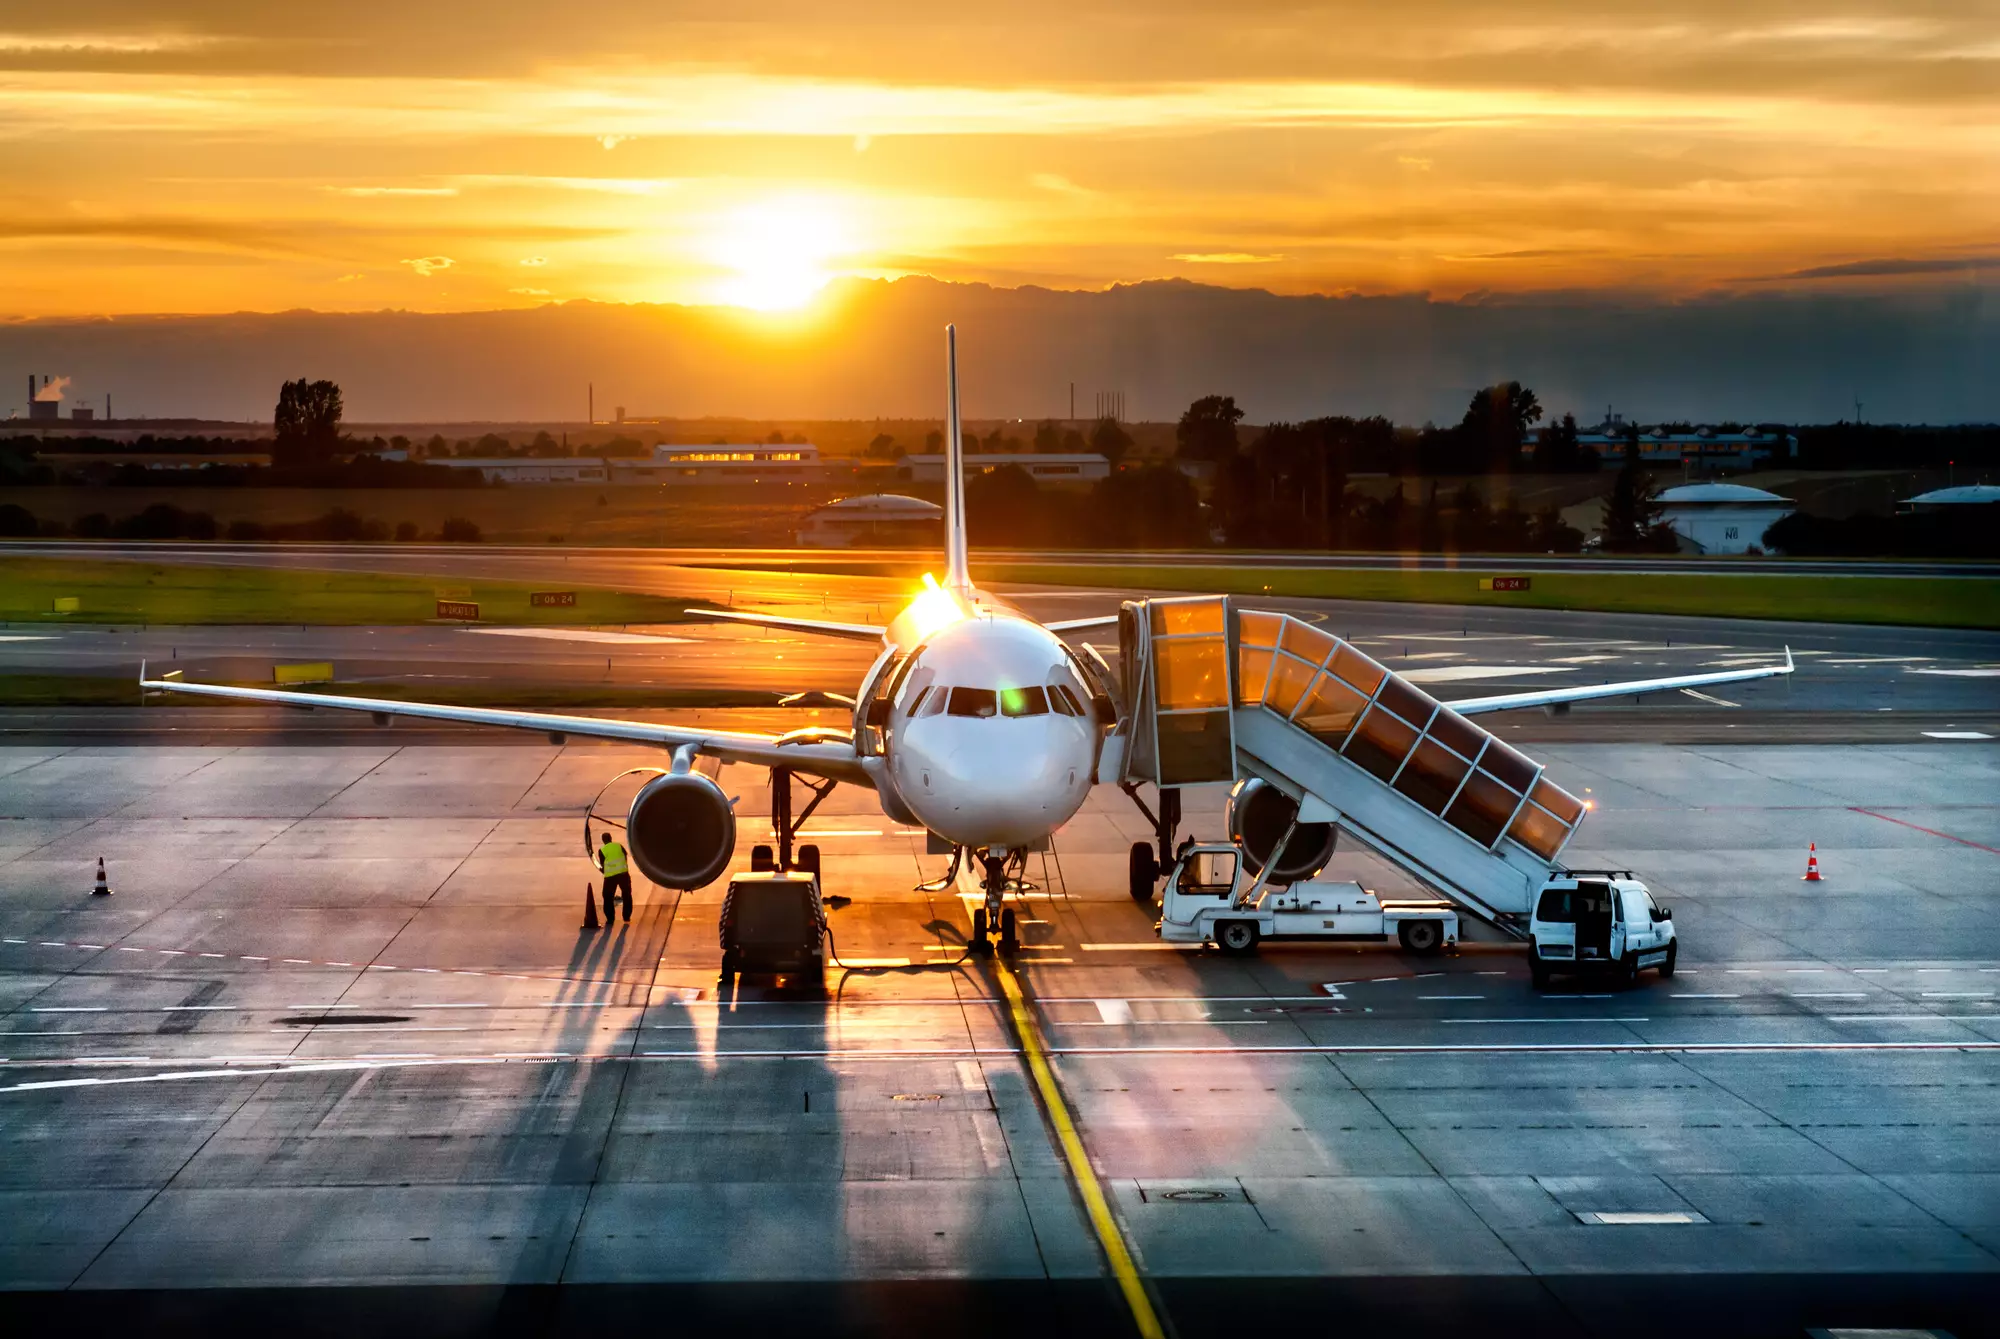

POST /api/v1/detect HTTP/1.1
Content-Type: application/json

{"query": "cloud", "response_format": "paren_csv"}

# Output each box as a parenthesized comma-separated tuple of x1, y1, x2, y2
(326, 185, 459, 197)
(453, 175, 675, 196)
(400, 256, 453, 276)
(1397, 155, 1434, 171)
(509, 287, 551, 296)
(334, 273, 364, 282)
(1173, 253, 1283, 264)
(1769, 255, 2000, 280)
(519, 256, 547, 267)
(1031, 173, 1092, 196)
(597, 135, 632, 149)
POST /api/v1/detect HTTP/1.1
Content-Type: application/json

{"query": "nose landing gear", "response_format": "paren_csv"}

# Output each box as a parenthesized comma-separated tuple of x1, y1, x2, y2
(969, 851, 1021, 956)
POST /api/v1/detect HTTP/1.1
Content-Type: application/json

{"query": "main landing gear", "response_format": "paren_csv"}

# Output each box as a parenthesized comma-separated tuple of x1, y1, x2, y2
(1121, 783, 1182, 904)
(751, 766, 837, 888)
(968, 850, 1022, 957)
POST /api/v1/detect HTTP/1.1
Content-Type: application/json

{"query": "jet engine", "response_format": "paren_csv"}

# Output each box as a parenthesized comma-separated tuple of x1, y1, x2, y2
(625, 771, 736, 891)
(1225, 778, 1337, 885)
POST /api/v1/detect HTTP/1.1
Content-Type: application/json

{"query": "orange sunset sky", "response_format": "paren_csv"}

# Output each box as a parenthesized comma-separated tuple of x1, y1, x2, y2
(2, 2, 1995, 317)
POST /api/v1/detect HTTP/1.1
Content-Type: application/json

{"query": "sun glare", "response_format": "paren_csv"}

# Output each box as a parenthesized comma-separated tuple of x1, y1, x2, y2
(708, 199, 848, 311)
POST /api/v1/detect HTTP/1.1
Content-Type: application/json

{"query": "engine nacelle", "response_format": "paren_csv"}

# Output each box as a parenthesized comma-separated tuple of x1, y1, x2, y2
(1226, 778, 1337, 885)
(626, 771, 736, 891)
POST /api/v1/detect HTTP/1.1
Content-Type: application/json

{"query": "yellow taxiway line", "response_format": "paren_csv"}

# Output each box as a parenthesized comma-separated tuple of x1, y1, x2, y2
(992, 951, 1167, 1339)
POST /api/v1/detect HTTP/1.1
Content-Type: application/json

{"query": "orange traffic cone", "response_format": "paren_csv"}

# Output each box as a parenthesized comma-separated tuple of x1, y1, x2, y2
(1802, 844, 1823, 883)
(582, 882, 601, 930)
(90, 857, 112, 897)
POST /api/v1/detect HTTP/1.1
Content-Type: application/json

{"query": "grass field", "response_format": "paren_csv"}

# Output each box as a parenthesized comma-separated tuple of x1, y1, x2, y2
(0, 557, 708, 626)
(988, 562, 2000, 629)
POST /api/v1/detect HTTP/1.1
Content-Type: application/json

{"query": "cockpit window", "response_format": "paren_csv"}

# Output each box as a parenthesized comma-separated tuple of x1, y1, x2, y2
(947, 687, 998, 718)
(1048, 683, 1085, 716)
(1000, 686, 1050, 717)
(918, 688, 949, 717)
(906, 686, 932, 716)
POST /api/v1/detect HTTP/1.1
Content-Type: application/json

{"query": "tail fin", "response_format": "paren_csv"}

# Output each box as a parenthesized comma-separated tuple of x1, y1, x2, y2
(942, 324, 971, 594)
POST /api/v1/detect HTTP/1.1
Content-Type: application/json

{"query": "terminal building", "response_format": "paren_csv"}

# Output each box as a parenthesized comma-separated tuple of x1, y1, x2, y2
(382, 442, 825, 486)
(1654, 482, 1796, 554)
(1546, 416, 1791, 470)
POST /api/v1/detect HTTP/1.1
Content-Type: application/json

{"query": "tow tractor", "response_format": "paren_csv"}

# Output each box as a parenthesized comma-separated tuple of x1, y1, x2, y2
(1157, 841, 1459, 956)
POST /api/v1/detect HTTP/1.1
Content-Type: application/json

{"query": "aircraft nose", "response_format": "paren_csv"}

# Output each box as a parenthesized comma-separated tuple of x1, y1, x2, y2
(900, 722, 1089, 845)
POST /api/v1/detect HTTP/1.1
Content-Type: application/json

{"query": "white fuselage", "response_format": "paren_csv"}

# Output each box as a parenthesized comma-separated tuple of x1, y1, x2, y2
(878, 612, 1099, 851)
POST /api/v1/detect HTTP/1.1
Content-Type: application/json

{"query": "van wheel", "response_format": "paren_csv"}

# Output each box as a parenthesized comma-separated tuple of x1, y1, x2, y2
(1619, 953, 1640, 986)
(1398, 920, 1442, 955)
(1530, 958, 1551, 990)
(1659, 941, 1678, 978)
(1216, 920, 1259, 956)
(1128, 843, 1158, 902)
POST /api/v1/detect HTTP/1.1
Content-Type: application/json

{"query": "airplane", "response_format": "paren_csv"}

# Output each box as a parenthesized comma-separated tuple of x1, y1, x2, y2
(142, 325, 1795, 955)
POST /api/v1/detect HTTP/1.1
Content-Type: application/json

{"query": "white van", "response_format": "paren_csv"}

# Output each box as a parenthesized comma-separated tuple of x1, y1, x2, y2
(1529, 872, 1676, 988)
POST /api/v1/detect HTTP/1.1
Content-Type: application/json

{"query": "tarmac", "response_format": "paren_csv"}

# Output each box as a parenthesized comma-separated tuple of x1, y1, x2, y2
(2, 729, 1997, 1335)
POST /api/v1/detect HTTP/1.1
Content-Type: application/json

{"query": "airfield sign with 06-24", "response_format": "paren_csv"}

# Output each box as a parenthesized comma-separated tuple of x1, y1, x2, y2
(1479, 576, 1531, 592)
(530, 591, 577, 607)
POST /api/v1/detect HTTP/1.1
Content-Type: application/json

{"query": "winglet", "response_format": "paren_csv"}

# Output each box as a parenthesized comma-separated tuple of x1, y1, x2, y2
(1784, 645, 1794, 673)
(942, 325, 971, 595)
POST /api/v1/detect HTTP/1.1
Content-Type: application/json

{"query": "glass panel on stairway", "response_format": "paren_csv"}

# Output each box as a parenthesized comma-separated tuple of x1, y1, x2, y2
(1372, 674, 1439, 733)
(1156, 637, 1230, 710)
(1156, 710, 1235, 785)
(1293, 672, 1368, 745)
(1278, 619, 1337, 666)
(1236, 645, 1275, 707)
(1238, 609, 1284, 650)
(1476, 736, 1540, 792)
(1395, 737, 1473, 815)
(1506, 799, 1569, 860)
(1445, 770, 1519, 847)
(1265, 649, 1322, 716)
(1151, 598, 1227, 637)
(1343, 703, 1421, 782)
(1330, 642, 1387, 695)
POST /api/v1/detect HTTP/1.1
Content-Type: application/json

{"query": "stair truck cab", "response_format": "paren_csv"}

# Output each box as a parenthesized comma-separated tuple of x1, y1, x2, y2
(1158, 841, 1460, 955)
(1528, 872, 1676, 987)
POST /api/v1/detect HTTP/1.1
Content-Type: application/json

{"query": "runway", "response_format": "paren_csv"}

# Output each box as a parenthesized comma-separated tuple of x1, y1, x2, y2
(1, 734, 1995, 1335)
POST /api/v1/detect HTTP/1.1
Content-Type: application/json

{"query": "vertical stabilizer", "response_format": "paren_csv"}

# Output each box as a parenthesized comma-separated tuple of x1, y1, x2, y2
(942, 324, 972, 594)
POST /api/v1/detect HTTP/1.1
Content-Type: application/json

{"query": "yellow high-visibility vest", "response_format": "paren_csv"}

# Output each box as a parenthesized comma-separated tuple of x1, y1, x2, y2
(599, 841, 628, 876)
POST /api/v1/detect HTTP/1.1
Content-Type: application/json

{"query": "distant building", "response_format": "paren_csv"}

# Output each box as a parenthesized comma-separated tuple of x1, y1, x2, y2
(797, 494, 944, 548)
(70, 407, 93, 423)
(1654, 482, 1796, 554)
(898, 452, 1110, 483)
(424, 457, 609, 484)
(614, 442, 824, 486)
(1900, 484, 2000, 512)
(1537, 416, 1790, 470)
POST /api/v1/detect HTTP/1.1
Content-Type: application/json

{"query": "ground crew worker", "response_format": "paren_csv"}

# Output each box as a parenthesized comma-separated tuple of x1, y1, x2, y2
(595, 830, 633, 923)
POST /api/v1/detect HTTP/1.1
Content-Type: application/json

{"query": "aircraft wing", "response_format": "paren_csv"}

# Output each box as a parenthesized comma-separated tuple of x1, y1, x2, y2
(139, 670, 871, 784)
(1446, 649, 1793, 716)
(680, 607, 887, 642)
(1044, 615, 1120, 634)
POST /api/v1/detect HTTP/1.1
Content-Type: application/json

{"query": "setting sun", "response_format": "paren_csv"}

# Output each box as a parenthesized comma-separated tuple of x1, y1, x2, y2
(707, 199, 849, 311)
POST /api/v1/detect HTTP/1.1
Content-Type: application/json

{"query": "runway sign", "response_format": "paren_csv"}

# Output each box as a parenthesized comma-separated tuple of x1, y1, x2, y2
(275, 661, 334, 685)
(434, 585, 474, 600)
(52, 596, 79, 613)
(1479, 576, 1531, 592)
(531, 591, 577, 607)
(436, 600, 481, 620)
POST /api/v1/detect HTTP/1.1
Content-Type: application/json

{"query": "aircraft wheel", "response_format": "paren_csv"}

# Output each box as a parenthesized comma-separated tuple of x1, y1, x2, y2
(971, 907, 991, 955)
(750, 845, 774, 872)
(1128, 843, 1158, 902)
(796, 844, 821, 876)
(1398, 920, 1442, 955)
(1216, 920, 1260, 956)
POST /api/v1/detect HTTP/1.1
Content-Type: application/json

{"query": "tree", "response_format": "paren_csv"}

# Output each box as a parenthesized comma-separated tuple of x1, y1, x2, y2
(1090, 416, 1133, 466)
(1459, 381, 1542, 473)
(1531, 412, 1598, 473)
(865, 432, 901, 460)
(1600, 431, 1675, 552)
(964, 464, 1043, 545)
(1176, 395, 1244, 462)
(273, 379, 343, 465)
(1033, 420, 1063, 453)
(1086, 466, 1205, 548)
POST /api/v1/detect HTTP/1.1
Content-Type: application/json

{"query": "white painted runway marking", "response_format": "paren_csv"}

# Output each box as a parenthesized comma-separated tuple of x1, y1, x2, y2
(1094, 999, 1134, 1025)
(1421, 995, 1485, 1001)
(1673, 994, 1741, 999)
(1444, 1017, 1647, 1025)
(1923, 731, 1994, 739)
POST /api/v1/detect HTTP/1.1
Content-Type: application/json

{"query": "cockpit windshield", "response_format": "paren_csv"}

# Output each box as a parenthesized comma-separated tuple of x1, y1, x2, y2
(999, 686, 1049, 717)
(947, 687, 999, 718)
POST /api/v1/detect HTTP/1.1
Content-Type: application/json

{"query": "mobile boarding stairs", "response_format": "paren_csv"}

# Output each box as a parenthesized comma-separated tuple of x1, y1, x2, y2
(1100, 596, 1592, 936)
